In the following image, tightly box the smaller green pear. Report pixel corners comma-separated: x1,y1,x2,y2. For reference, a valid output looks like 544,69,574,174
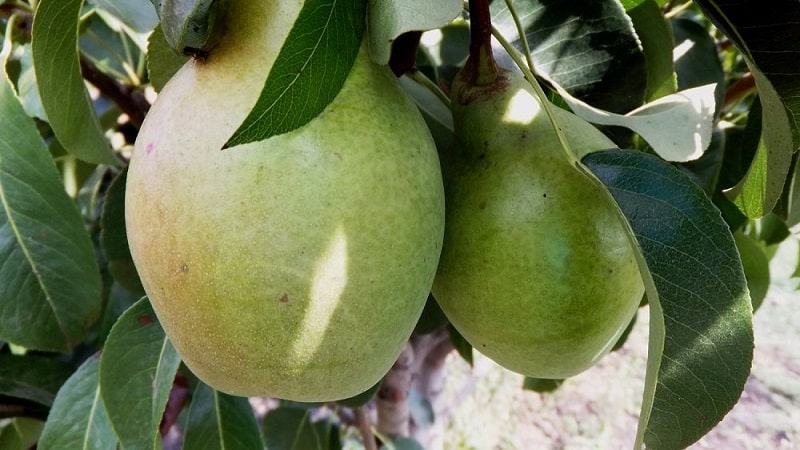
432,62,644,379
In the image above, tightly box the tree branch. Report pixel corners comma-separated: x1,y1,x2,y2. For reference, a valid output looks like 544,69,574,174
79,56,150,128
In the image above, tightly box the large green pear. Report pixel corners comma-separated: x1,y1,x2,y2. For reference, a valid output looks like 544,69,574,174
432,65,644,379
125,1,444,401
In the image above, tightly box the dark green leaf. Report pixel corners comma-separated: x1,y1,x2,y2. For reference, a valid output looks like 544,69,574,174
0,418,43,450
99,297,181,450
38,355,117,450
31,0,118,165
1,31,103,352
0,354,74,406
100,169,145,295
627,0,676,101
491,0,647,113
522,377,563,393
583,149,753,450
262,407,323,450
412,294,448,335
147,24,189,92
182,383,263,450
694,0,800,217
734,231,770,311
447,324,472,366
224,0,367,148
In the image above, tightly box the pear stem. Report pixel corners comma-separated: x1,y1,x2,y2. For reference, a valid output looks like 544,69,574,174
466,0,499,86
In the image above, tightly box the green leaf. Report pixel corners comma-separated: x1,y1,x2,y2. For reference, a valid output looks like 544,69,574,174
522,377,563,393
89,0,159,33
224,0,367,148
262,407,325,450
627,0,676,101
335,381,380,408
31,0,118,165
734,231,770,311
491,0,647,114
380,437,424,450
412,294,448,335
367,0,461,65
0,418,44,450
1,24,103,353
38,355,118,450
146,24,188,92
158,0,225,53
447,323,473,366
100,169,145,295
0,354,74,406
693,0,800,217
671,17,725,115
99,297,180,450
583,149,753,450
181,383,263,450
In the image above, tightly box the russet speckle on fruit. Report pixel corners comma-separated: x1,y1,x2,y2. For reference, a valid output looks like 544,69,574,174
432,66,644,379
125,1,444,401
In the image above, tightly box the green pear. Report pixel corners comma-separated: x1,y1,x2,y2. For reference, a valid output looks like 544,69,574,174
432,64,644,379
125,1,444,401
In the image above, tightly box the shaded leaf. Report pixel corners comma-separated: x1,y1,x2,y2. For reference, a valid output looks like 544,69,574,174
0,418,43,450
522,377,563,393
380,437,424,450
146,24,188,92
734,231,770,311
224,0,367,148
627,0,676,101
0,354,74,406
31,0,118,165
694,0,800,217
447,323,473,366
182,382,262,450
367,0,461,65
99,297,180,450
100,169,144,295
89,0,159,33
262,406,331,450
583,149,753,450
38,355,117,450
671,17,725,117
1,26,103,352
335,381,380,408
491,0,647,113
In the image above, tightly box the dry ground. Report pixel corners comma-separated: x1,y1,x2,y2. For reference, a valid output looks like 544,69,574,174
424,238,800,449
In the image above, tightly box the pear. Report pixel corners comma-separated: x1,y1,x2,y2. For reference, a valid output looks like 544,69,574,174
125,1,444,401
432,61,644,379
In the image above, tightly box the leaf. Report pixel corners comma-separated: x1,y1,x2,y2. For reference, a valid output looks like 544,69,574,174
146,24,189,92
181,383,263,450
99,297,181,450
262,407,327,450
0,354,74,406
0,417,44,450
491,0,647,114
733,231,770,311
224,0,367,149
557,81,717,162
100,169,145,295
89,0,159,33
0,23,104,353
38,355,118,450
626,0,676,101
693,0,800,217
522,377,563,393
367,0,462,65
31,0,118,165
582,149,753,450
335,381,380,408
158,0,224,53
671,17,725,115
380,437,424,450
447,323,473,366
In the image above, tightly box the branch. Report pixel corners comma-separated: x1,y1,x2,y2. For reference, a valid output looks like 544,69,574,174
79,56,150,128
356,406,378,450
376,342,415,438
